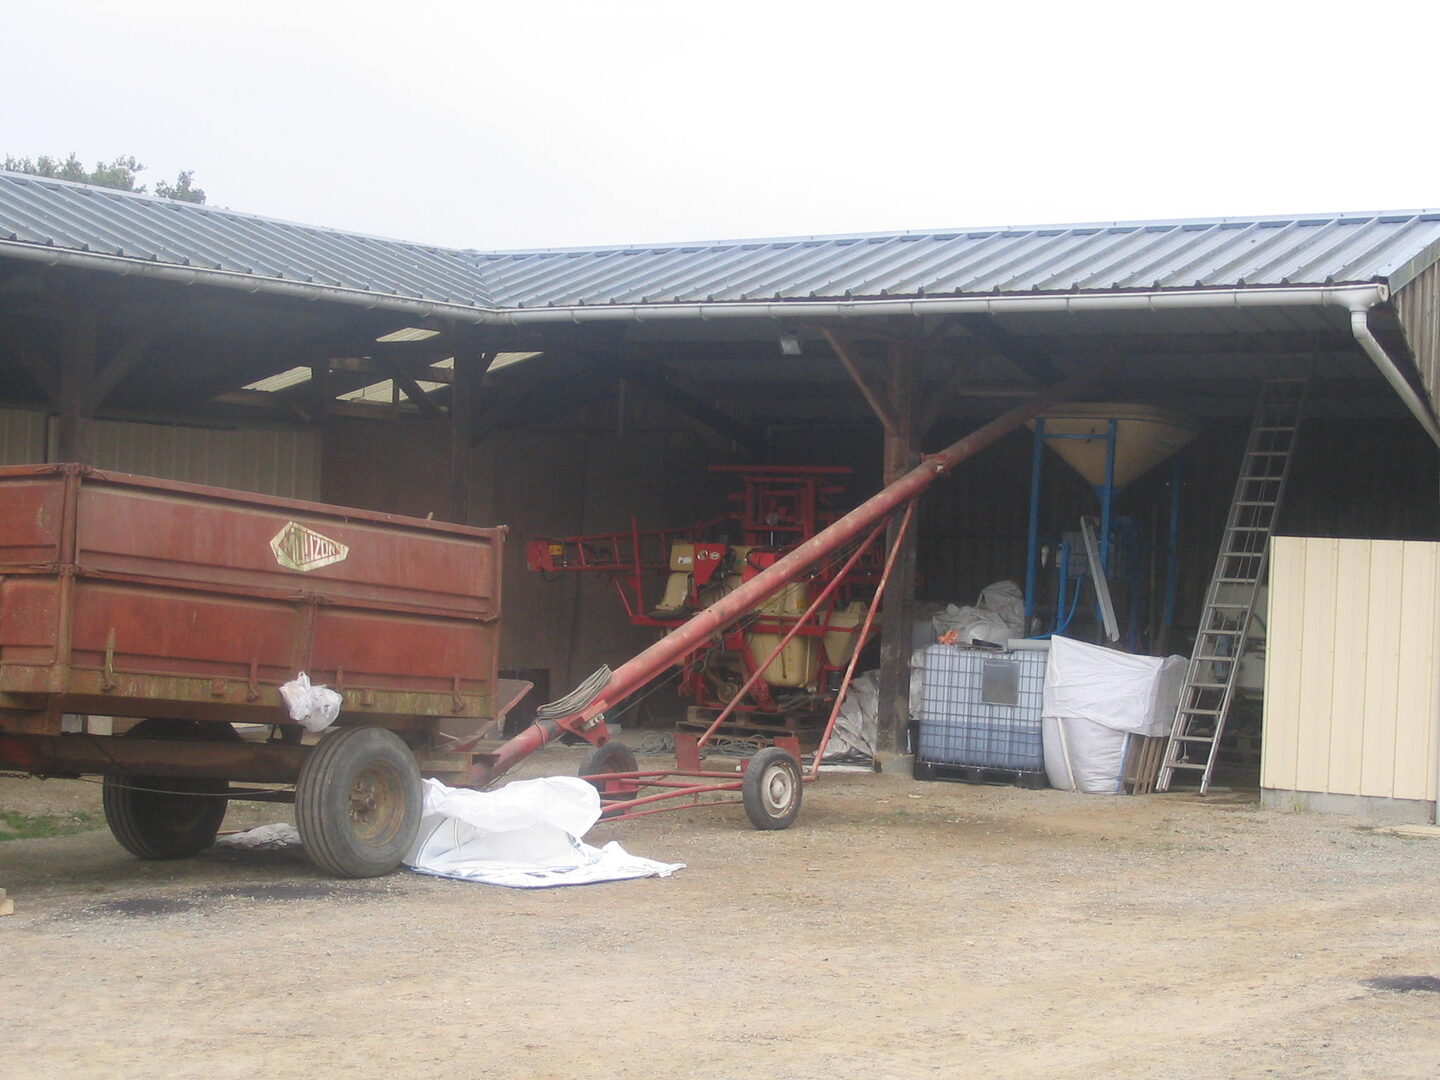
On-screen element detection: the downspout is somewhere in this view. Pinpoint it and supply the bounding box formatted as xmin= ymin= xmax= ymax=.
xmin=1346 ymin=306 xmax=1440 ymax=448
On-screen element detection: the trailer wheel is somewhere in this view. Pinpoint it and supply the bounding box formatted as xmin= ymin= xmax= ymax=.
xmin=742 ymin=747 xmax=802 ymax=830
xmin=578 ymin=740 xmax=639 ymax=801
xmin=295 ymin=726 xmax=422 ymax=879
xmin=102 ymin=719 xmax=235 ymax=860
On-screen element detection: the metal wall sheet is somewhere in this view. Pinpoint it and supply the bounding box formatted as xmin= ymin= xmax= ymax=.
xmin=1395 ymin=260 xmax=1440 ymax=404
xmin=81 ymin=419 xmax=321 ymax=500
xmin=1263 ymin=537 xmax=1439 ymax=804
xmin=0 ymin=407 xmax=48 ymax=464
xmin=3 ymin=408 xmax=318 ymax=497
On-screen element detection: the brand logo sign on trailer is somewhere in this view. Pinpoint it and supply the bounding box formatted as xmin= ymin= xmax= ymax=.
xmin=270 ymin=522 xmax=349 ymax=572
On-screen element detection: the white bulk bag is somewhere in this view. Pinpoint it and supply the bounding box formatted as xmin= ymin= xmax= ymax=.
xmin=1041 ymin=636 xmax=1185 ymax=794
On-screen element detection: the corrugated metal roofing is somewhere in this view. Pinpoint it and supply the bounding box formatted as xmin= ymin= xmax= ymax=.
xmin=0 ymin=172 xmax=494 ymax=307
xmin=5 ymin=171 xmax=1440 ymax=313
xmin=470 ymin=215 xmax=1440 ymax=307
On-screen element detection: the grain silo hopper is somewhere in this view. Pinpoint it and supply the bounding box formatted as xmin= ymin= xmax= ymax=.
xmin=1024 ymin=403 xmax=1196 ymax=648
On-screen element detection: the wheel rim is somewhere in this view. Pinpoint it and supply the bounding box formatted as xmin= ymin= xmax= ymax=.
xmin=348 ymin=763 xmax=407 ymax=845
xmin=761 ymin=763 xmax=796 ymax=815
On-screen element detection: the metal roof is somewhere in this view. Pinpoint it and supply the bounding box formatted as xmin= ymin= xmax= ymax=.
xmin=470 ymin=214 xmax=1440 ymax=308
xmin=0 ymin=172 xmax=494 ymax=307
xmin=4 ymin=171 xmax=1440 ymax=315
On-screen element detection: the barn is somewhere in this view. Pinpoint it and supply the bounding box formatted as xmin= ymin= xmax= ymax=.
xmin=2 ymin=170 xmax=1438 ymax=819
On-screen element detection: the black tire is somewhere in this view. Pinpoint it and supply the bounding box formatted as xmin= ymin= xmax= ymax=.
xmin=102 ymin=718 xmax=236 ymax=860
xmin=578 ymin=740 xmax=639 ymax=801
xmin=295 ymin=726 xmax=423 ymax=879
xmin=742 ymin=747 xmax=802 ymax=830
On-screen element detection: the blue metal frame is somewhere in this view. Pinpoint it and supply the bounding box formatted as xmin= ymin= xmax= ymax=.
xmin=1025 ymin=419 xmax=1119 ymax=632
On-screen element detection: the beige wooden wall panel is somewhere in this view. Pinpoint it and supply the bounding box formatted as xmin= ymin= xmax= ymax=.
xmin=1264 ymin=537 xmax=1439 ymax=802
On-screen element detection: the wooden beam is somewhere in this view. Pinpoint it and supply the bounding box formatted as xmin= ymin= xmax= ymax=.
xmin=386 ymin=360 xmax=444 ymax=419
xmin=956 ymin=315 xmax=1070 ymax=383
xmin=876 ymin=339 xmax=919 ymax=758
xmin=87 ymin=328 xmax=157 ymax=409
xmin=448 ymin=351 xmax=495 ymax=523
xmin=919 ymin=350 xmax=983 ymax=436
xmin=817 ymin=327 xmax=900 ymax=437
xmin=327 ymin=354 xmax=455 ymax=383
xmin=611 ymin=358 xmax=768 ymax=457
xmin=55 ymin=296 xmax=99 ymax=463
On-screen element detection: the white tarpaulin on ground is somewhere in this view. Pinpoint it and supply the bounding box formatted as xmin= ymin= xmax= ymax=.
xmin=1041 ymin=636 xmax=1186 ymax=794
xmin=404 ymin=776 xmax=685 ymax=889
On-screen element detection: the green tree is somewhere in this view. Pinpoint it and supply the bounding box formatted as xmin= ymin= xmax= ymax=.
xmin=153 ymin=170 xmax=205 ymax=204
xmin=3 ymin=153 xmax=206 ymax=204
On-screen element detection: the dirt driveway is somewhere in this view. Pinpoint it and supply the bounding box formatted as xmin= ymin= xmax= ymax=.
xmin=3 ymin=744 xmax=1439 ymax=1080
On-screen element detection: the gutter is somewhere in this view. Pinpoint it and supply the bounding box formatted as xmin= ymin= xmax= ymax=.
xmin=0 ymin=239 xmax=1390 ymax=327
xmin=5 ymin=239 xmax=1438 ymax=446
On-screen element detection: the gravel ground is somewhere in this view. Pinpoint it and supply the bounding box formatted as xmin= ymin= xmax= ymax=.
xmin=3 ymin=743 xmax=1440 ymax=1080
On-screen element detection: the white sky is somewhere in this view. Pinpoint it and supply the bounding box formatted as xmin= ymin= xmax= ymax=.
xmin=7 ymin=0 xmax=1440 ymax=251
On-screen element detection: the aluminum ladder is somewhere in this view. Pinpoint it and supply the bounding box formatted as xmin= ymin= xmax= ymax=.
xmin=1156 ymin=378 xmax=1308 ymax=794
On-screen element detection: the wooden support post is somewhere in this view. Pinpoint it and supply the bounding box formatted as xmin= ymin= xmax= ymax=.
xmin=876 ymin=339 xmax=919 ymax=758
xmin=448 ymin=350 xmax=495 ymax=523
xmin=55 ymin=295 xmax=99 ymax=464
xmin=309 ymin=362 xmax=331 ymax=425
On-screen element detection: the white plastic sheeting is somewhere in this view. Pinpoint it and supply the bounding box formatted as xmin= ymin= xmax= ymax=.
xmin=404 ymin=777 xmax=685 ymax=888
xmin=932 ymin=580 xmax=1025 ymax=646
xmin=1041 ymin=636 xmax=1186 ymax=794
xmin=278 ymin=672 xmax=342 ymax=733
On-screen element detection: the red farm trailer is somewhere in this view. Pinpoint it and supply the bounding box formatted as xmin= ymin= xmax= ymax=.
xmin=0 ymin=368 xmax=1098 ymax=878
xmin=0 ymin=465 xmax=521 ymax=877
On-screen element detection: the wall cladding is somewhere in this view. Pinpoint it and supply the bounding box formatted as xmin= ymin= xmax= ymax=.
xmin=1264 ymin=537 xmax=1439 ymax=815
xmin=316 ymin=399 xmax=1440 ymax=715
xmin=0 ymin=407 xmax=321 ymax=498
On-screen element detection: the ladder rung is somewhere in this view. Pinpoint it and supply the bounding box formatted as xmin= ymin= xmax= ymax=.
xmin=1166 ymin=761 xmax=1207 ymax=771
xmin=1235 ymin=500 xmax=1279 ymax=507
xmin=1187 ymin=681 xmax=1228 ymax=690
xmin=1196 ymin=653 xmax=1237 ymax=662
xmin=1207 ymin=603 xmax=1249 ymax=609
xmin=1175 ymin=734 xmax=1218 ymax=743
xmin=1180 ymin=707 xmax=1223 ymax=716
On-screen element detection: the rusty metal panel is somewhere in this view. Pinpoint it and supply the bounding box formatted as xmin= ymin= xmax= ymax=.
xmin=0 ymin=465 xmax=504 ymax=727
